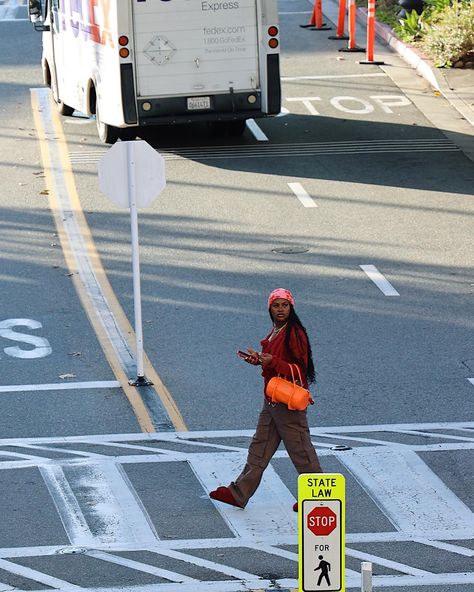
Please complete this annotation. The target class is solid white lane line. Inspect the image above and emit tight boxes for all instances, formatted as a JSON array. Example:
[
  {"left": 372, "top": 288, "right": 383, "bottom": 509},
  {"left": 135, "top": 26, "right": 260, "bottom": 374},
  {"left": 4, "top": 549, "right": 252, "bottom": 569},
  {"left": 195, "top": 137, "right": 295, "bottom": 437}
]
[
  {"left": 339, "top": 448, "right": 474, "bottom": 537},
  {"left": 246, "top": 119, "right": 269, "bottom": 141},
  {"left": 288, "top": 182, "right": 317, "bottom": 208},
  {"left": 360, "top": 265, "right": 400, "bottom": 296},
  {"left": 282, "top": 73, "right": 388, "bottom": 81},
  {"left": 0, "top": 420, "right": 470, "bottom": 446},
  {"left": 0, "top": 381, "right": 120, "bottom": 393}
]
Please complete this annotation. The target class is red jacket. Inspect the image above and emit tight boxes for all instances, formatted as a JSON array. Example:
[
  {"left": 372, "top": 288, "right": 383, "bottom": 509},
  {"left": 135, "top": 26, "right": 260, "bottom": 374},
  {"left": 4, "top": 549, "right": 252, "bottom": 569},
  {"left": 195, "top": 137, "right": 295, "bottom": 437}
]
[{"left": 260, "top": 324, "right": 310, "bottom": 393}]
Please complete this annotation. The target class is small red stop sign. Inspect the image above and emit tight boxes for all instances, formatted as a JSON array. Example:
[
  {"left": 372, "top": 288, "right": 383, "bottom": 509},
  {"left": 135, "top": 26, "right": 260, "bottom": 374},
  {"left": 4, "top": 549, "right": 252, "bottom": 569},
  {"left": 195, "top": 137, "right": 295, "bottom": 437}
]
[{"left": 307, "top": 506, "right": 337, "bottom": 536}]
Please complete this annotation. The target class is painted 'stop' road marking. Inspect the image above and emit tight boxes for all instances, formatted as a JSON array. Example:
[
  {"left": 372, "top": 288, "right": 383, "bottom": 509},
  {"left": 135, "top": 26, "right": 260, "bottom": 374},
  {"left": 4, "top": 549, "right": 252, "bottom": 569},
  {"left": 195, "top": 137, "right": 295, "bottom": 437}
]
[
  {"left": 288, "top": 182, "right": 317, "bottom": 208},
  {"left": 360, "top": 265, "right": 400, "bottom": 296}
]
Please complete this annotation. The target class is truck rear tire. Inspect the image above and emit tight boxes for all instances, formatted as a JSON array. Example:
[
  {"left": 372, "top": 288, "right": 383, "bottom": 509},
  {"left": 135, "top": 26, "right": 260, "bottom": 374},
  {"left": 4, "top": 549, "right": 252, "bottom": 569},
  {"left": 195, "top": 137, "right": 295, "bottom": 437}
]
[{"left": 96, "top": 104, "right": 120, "bottom": 144}]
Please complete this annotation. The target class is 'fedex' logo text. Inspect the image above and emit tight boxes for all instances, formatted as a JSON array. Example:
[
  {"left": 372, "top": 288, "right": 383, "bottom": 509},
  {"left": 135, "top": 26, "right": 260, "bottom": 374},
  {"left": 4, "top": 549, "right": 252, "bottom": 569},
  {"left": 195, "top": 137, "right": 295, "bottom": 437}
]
[{"left": 54, "top": 0, "right": 114, "bottom": 48}]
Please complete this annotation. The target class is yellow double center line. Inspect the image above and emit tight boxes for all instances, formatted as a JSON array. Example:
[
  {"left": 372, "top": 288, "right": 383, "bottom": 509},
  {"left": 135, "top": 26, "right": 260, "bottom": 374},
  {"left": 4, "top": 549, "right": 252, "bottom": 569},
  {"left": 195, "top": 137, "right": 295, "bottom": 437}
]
[{"left": 31, "top": 88, "right": 187, "bottom": 434}]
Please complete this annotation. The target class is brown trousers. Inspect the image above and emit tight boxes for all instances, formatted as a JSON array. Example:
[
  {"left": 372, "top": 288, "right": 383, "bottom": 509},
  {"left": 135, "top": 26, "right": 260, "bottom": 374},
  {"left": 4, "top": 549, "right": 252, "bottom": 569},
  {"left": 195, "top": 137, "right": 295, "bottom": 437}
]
[{"left": 229, "top": 401, "right": 322, "bottom": 507}]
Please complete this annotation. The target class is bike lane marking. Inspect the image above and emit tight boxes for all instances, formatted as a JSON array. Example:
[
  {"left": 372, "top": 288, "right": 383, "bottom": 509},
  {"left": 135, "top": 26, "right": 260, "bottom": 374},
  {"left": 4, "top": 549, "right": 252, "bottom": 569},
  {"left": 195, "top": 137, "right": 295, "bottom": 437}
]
[{"left": 30, "top": 87, "right": 186, "bottom": 433}]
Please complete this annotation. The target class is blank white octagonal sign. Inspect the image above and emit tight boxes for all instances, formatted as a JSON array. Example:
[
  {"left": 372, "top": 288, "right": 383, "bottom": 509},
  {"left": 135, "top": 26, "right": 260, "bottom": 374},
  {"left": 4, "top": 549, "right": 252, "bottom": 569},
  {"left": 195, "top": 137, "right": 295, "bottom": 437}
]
[{"left": 98, "top": 140, "right": 166, "bottom": 209}]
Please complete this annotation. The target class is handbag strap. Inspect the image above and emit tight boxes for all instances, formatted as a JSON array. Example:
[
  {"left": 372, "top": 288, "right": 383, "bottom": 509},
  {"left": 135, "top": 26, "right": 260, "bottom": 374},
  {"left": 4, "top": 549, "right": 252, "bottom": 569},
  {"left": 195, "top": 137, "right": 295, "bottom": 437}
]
[
  {"left": 288, "top": 364, "right": 314, "bottom": 405},
  {"left": 288, "top": 363, "right": 303, "bottom": 385}
]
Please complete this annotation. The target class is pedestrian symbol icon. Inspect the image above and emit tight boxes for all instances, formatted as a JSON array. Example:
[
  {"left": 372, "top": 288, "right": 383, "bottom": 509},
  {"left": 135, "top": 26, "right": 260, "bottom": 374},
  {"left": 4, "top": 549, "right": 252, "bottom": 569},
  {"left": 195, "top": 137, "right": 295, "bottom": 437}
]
[{"left": 314, "top": 555, "right": 331, "bottom": 587}]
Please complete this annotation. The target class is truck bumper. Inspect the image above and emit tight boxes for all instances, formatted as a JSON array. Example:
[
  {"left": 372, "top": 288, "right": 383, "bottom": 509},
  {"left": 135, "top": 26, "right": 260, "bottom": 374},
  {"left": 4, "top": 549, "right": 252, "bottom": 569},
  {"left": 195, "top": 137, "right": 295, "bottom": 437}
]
[{"left": 136, "top": 91, "right": 263, "bottom": 125}]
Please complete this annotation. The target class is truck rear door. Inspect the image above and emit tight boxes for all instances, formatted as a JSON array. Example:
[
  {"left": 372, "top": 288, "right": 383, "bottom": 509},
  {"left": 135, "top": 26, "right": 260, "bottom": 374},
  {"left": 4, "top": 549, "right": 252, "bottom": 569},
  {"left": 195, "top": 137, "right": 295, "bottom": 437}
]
[{"left": 132, "top": 0, "right": 260, "bottom": 98}]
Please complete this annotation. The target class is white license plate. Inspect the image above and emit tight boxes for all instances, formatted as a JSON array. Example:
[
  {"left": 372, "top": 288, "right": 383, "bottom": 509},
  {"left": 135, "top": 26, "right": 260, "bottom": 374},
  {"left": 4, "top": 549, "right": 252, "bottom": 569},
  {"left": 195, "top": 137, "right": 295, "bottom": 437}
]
[{"left": 187, "top": 97, "right": 211, "bottom": 110}]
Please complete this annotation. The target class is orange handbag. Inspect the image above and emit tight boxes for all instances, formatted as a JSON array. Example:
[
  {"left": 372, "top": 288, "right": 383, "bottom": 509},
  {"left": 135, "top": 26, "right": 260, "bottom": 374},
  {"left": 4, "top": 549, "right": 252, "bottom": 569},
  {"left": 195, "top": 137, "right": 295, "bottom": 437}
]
[{"left": 265, "top": 364, "right": 314, "bottom": 411}]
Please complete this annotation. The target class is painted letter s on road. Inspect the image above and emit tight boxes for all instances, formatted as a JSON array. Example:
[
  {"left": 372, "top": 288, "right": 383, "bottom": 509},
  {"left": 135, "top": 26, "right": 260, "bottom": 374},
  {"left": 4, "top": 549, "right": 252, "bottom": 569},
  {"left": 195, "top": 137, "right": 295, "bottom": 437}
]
[{"left": 0, "top": 319, "right": 52, "bottom": 359}]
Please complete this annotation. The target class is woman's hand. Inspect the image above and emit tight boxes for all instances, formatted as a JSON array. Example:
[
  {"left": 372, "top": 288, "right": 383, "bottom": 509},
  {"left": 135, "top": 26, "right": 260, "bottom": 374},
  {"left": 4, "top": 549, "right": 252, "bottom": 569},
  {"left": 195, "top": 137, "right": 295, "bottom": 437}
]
[
  {"left": 245, "top": 347, "right": 261, "bottom": 365},
  {"left": 259, "top": 353, "right": 273, "bottom": 367}
]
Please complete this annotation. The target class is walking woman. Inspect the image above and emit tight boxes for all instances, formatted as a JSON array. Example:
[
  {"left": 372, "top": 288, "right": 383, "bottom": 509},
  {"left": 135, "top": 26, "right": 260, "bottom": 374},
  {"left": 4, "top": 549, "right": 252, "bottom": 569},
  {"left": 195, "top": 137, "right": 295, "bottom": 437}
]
[{"left": 210, "top": 288, "right": 322, "bottom": 512}]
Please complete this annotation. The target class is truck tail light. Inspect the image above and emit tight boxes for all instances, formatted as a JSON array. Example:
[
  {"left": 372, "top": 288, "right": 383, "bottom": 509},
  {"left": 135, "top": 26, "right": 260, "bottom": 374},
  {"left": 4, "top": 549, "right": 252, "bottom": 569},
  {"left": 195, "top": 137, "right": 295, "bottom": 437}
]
[
  {"left": 119, "top": 35, "right": 130, "bottom": 58},
  {"left": 268, "top": 26, "right": 279, "bottom": 49}
]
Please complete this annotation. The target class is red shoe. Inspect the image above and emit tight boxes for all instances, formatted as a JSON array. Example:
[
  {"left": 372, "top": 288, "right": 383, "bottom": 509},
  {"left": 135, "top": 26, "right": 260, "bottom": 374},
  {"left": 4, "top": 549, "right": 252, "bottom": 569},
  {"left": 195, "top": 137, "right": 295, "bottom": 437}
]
[
  {"left": 209, "top": 486, "right": 243, "bottom": 508},
  {"left": 293, "top": 502, "right": 298, "bottom": 512}
]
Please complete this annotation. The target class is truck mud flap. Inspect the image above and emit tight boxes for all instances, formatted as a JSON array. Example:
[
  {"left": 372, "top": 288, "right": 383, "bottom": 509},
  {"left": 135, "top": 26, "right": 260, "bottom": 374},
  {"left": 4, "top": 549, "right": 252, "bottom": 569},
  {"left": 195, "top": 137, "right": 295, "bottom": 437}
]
[
  {"left": 121, "top": 63, "right": 138, "bottom": 125},
  {"left": 266, "top": 54, "right": 281, "bottom": 115}
]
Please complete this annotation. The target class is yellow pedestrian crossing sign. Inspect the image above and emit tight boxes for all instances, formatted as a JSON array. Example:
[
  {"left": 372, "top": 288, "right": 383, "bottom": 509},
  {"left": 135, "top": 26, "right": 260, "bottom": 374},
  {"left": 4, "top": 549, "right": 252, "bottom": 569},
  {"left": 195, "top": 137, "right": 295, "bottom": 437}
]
[{"left": 298, "top": 474, "right": 345, "bottom": 591}]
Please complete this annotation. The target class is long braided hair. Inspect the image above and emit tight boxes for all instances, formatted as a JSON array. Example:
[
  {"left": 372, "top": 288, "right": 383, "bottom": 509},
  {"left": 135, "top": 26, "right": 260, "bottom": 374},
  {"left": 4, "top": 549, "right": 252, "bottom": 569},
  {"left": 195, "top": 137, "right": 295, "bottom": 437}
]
[{"left": 269, "top": 304, "right": 316, "bottom": 384}]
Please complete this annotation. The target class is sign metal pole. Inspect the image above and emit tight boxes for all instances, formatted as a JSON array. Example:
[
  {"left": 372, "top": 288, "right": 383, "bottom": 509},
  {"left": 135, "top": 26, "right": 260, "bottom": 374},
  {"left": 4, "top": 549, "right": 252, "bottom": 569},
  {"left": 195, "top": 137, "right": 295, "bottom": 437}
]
[
  {"left": 361, "top": 561, "right": 373, "bottom": 592},
  {"left": 127, "top": 142, "right": 149, "bottom": 386},
  {"left": 98, "top": 139, "right": 166, "bottom": 387}
]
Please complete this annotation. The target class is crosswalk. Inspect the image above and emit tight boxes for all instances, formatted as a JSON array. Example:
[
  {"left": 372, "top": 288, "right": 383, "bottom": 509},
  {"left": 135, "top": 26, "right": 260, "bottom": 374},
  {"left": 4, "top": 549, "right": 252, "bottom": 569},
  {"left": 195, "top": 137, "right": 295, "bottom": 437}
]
[{"left": 0, "top": 421, "right": 472, "bottom": 590}]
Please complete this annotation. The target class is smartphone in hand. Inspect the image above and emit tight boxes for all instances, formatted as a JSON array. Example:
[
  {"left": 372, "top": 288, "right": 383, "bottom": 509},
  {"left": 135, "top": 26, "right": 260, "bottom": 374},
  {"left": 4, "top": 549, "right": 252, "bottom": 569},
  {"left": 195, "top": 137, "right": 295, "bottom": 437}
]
[{"left": 237, "top": 350, "right": 260, "bottom": 365}]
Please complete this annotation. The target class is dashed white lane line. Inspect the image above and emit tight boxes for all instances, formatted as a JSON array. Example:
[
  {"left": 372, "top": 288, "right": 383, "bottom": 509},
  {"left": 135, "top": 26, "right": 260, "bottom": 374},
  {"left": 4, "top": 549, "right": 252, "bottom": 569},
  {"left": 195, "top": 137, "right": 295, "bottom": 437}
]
[
  {"left": 360, "top": 265, "right": 400, "bottom": 296},
  {"left": 246, "top": 119, "right": 269, "bottom": 142},
  {"left": 288, "top": 182, "right": 318, "bottom": 207},
  {"left": 0, "top": 381, "right": 120, "bottom": 393}
]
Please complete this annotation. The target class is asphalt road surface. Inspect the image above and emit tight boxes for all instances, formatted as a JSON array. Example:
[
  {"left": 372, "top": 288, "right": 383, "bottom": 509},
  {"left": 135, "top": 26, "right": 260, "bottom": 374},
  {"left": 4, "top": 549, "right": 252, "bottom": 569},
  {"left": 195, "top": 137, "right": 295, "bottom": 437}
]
[{"left": 0, "top": 2, "right": 473, "bottom": 591}]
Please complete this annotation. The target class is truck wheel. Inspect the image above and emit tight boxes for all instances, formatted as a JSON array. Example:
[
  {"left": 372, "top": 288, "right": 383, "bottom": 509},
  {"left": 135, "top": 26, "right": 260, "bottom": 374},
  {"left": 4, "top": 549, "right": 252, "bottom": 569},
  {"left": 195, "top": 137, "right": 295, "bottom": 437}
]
[
  {"left": 57, "top": 99, "right": 74, "bottom": 117},
  {"left": 227, "top": 120, "right": 246, "bottom": 136},
  {"left": 96, "top": 104, "right": 119, "bottom": 144}
]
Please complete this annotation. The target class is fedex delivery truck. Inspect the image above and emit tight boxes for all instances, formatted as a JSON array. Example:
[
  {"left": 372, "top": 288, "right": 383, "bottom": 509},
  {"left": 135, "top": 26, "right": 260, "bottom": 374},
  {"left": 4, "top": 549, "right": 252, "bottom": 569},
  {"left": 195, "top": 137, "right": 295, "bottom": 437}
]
[{"left": 29, "top": 0, "right": 281, "bottom": 143}]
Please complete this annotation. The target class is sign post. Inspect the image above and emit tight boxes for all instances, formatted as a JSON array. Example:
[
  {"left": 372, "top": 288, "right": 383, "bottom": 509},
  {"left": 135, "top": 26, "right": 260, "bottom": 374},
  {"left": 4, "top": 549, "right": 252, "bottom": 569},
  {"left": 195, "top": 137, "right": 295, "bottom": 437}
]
[
  {"left": 98, "top": 140, "right": 166, "bottom": 386},
  {"left": 298, "top": 473, "right": 345, "bottom": 591}
]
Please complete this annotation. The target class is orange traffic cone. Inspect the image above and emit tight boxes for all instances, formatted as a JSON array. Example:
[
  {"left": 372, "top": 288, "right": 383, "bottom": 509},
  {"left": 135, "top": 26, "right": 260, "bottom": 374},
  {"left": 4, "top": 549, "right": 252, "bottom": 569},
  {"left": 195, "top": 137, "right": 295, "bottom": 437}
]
[{"left": 300, "top": 0, "right": 331, "bottom": 30}]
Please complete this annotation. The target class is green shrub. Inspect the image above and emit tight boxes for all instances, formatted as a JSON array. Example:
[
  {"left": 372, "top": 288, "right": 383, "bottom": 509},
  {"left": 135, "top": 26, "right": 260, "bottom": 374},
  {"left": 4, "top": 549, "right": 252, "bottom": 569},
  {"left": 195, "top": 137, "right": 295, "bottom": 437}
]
[
  {"left": 394, "top": 9, "right": 428, "bottom": 41},
  {"left": 422, "top": 1, "right": 474, "bottom": 66}
]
